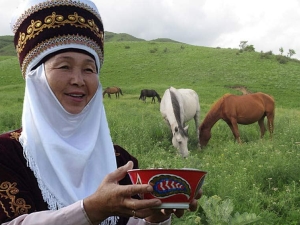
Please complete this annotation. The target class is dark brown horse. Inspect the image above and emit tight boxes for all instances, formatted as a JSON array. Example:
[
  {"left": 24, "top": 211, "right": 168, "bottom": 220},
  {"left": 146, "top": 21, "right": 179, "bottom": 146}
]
[
  {"left": 103, "top": 86, "right": 123, "bottom": 98},
  {"left": 199, "top": 92, "right": 275, "bottom": 147},
  {"left": 139, "top": 89, "right": 161, "bottom": 103}
]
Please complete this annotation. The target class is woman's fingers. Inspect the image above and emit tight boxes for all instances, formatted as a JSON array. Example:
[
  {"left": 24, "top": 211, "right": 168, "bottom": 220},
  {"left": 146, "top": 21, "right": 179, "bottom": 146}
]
[
  {"left": 125, "top": 197, "right": 161, "bottom": 212},
  {"left": 187, "top": 188, "right": 202, "bottom": 212},
  {"left": 161, "top": 208, "right": 183, "bottom": 218},
  {"left": 173, "top": 209, "right": 184, "bottom": 218},
  {"left": 194, "top": 188, "right": 203, "bottom": 200},
  {"left": 130, "top": 205, "right": 158, "bottom": 219},
  {"left": 188, "top": 199, "right": 198, "bottom": 212},
  {"left": 86, "top": 164, "right": 204, "bottom": 223},
  {"left": 104, "top": 161, "right": 133, "bottom": 183}
]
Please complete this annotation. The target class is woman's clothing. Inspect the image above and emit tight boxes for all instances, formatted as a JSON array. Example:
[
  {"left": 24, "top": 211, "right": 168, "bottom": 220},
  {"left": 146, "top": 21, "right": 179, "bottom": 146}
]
[
  {"left": 5, "top": 1, "right": 173, "bottom": 224},
  {"left": 0, "top": 129, "right": 137, "bottom": 225},
  {"left": 1, "top": 201, "right": 89, "bottom": 225}
]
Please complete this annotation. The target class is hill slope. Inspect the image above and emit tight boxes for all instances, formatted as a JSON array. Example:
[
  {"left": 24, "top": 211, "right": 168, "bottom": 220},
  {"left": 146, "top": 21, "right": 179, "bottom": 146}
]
[
  {"left": 0, "top": 36, "right": 15, "bottom": 56},
  {"left": 1, "top": 40, "right": 299, "bottom": 110},
  {"left": 0, "top": 32, "right": 182, "bottom": 56},
  {"left": 100, "top": 41, "right": 300, "bottom": 110}
]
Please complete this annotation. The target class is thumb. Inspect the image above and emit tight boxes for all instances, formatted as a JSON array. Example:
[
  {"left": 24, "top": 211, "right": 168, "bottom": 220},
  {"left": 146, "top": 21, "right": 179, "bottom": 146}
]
[
  {"left": 119, "top": 160, "right": 134, "bottom": 172},
  {"left": 106, "top": 161, "right": 134, "bottom": 183}
]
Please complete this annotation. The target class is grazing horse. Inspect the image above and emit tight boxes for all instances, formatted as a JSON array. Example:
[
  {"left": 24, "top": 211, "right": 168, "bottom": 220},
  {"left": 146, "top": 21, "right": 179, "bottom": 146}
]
[
  {"left": 199, "top": 92, "right": 275, "bottom": 147},
  {"left": 103, "top": 86, "right": 123, "bottom": 98},
  {"left": 139, "top": 89, "right": 161, "bottom": 103},
  {"left": 160, "top": 87, "right": 200, "bottom": 157}
]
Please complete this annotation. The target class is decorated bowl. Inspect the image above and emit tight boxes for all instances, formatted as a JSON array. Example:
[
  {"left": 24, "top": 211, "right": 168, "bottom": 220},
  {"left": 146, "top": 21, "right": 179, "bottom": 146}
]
[{"left": 127, "top": 168, "right": 207, "bottom": 209}]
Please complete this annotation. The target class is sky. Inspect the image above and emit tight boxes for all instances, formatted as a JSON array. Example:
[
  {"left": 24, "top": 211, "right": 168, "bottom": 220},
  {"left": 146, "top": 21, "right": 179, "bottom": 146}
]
[{"left": 1, "top": 0, "right": 300, "bottom": 59}]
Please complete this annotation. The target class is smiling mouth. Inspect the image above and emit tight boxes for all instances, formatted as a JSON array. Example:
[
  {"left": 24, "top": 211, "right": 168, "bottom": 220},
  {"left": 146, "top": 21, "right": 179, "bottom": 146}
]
[{"left": 67, "top": 94, "right": 85, "bottom": 98}]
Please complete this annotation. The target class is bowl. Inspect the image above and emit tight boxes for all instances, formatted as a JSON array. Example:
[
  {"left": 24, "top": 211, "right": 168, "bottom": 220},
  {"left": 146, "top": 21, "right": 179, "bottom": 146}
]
[{"left": 127, "top": 168, "right": 207, "bottom": 209}]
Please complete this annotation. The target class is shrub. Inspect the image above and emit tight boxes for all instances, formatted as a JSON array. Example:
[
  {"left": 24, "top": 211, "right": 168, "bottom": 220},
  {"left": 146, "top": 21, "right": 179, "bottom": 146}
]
[
  {"left": 276, "top": 55, "right": 288, "bottom": 64},
  {"left": 149, "top": 48, "right": 158, "bottom": 53},
  {"left": 244, "top": 45, "right": 255, "bottom": 52},
  {"left": 260, "top": 51, "right": 273, "bottom": 59},
  {"left": 196, "top": 195, "right": 261, "bottom": 225}
]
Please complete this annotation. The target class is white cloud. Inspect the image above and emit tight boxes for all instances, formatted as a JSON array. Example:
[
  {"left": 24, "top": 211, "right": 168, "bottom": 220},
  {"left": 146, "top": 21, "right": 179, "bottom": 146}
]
[
  {"left": 0, "top": 1, "right": 20, "bottom": 35},
  {"left": 1, "top": 0, "right": 299, "bottom": 59}
]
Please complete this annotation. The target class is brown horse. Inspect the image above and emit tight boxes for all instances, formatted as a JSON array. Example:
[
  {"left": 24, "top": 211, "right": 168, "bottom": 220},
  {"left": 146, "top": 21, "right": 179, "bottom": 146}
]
[
  {"left": 199, "top": 92, "right": 275, "bottom": 147},
  {"left": 103, "top": 86, "right": 123, "bottom": 98}
]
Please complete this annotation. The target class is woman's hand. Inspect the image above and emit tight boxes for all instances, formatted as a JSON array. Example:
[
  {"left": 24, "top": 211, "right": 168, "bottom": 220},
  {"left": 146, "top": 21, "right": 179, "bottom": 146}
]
[
  {"left": 144, "top": 188, "right": 203, "bottom": 223},
  {"left": 83, "top": 161, "right": 203, "bottom": 224},
  {"left": 83, "top": 161, "right": 163, "bottom": 224}
]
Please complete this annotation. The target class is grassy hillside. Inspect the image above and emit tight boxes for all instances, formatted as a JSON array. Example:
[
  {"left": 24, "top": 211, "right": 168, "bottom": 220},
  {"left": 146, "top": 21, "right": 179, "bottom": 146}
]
[
  {"left": 0, "top": 32, "right": 180, "bottom": 56},
  {"left": 0, "top": 37, "right": 299, "bottom": 224},
  {"left": 100, "top": 41, "right": 300, "bottom": 110},
  {"left": 105, "top": 31, "right": 145, "bottom": 42},
  {"left": 0, "top": 36, "right": 15, "bottom": 56}
]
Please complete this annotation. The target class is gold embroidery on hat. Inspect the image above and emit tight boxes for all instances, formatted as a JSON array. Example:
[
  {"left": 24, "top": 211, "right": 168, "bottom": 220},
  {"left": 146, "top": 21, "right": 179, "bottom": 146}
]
[
  {"left": 0, "top": 182, "right": 31, "bottom": 218},
  {"left": 12, "top": 0, "right": 102, "bottom": 34},
  {"left": 17, "top": 12, "right": 103, "bottom": 54},
  {"left": 10, "top": 131, "right": 21, "bottom": 141}
]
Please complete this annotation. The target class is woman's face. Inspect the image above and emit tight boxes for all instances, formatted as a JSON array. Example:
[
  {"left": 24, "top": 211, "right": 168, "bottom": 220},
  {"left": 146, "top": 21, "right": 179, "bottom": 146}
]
[{"left": 44, "top": 51, "right": 98, "bottom": 114}]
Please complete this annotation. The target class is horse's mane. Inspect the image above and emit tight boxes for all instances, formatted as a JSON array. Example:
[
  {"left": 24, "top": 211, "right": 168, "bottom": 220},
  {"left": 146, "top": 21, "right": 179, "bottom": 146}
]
[
  {"left": 209, "top": 93, "right": 230, "bottom": 110},
  {"left": 169, "top": 89, "right": 188, "bottom": 137},
  {"left": 202, "top": 93, "right": 231, "bottom": 125}
]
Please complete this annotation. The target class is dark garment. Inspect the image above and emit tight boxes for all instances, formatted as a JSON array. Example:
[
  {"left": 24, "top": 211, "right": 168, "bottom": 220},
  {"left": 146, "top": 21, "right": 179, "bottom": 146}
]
[{"left": 0, "top": 129, "right": 138, "bottom": 224}]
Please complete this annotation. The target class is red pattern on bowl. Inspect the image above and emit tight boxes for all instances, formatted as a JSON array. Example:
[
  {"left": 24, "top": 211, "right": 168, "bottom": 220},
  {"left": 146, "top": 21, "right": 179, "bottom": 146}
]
[{"left": 128, "top": 168, "right": 207, "bottom": 209}]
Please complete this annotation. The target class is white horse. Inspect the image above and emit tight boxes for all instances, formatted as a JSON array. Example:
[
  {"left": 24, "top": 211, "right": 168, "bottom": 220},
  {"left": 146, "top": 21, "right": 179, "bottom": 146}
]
[{"left": 160, "top": 87, "right": 200, "bottom": 157}]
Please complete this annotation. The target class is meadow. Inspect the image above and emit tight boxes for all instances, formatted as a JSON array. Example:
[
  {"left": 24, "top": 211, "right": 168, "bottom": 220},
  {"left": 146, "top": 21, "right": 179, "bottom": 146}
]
[{"left": 0, "top": 39, "right": 299, "bottom": 224}]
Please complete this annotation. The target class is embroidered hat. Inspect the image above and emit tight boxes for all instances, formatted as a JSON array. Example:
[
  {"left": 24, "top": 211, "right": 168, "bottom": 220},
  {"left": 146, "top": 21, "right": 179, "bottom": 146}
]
[{"left": 11, "top": 0, "right": 104, "bottom": 78}]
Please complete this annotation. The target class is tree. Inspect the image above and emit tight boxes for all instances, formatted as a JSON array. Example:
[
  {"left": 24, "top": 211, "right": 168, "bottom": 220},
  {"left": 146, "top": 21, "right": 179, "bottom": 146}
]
[
  {"left": 239, "top": 41, "right": 248, "bottom": 50},
  {"left": 279, "top": 47, "right": 284, "bottom": 55},
  {"left": 239, "top": 41, "right": 255, "bottom": 52},
  {"left": 287, "top": 49, "right": 296, "bottom": 58}
]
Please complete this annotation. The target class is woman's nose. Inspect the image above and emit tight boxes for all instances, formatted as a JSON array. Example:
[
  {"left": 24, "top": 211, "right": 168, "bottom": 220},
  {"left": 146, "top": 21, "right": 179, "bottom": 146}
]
[{"left": 70, "top": 69, "right": 85, "bottom": 86}]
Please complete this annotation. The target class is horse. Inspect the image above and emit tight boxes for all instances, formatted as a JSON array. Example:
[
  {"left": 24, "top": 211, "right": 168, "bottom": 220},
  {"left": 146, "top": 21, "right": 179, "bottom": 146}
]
[
  {"left": 199, "top": 92, "right": 275, "bottom": 147},
  {"left": 139, "top": 89, "right": 161, "bottom": 103},
  {"left": 103, "top": 86, "right": 123, "bottom": 98},
  {"left": 160, "top": 87, "right": 200, "bottom": 157}
]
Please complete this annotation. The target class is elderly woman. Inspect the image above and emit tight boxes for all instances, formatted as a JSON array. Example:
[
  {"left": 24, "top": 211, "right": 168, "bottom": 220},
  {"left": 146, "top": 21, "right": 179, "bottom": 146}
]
[{"left": 0, "top": 0, "right": 202, "bottom": 224}]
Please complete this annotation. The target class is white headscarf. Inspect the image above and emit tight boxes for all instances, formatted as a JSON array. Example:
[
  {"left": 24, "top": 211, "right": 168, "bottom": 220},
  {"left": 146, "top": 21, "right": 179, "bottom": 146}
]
[{"left": 19, "top": 63, "right": 117, "bottom": 210}]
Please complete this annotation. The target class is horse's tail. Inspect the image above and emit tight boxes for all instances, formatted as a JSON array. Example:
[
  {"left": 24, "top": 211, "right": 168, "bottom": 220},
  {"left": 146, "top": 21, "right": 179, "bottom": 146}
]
[
  {"left": 102, "top": 91, "right": 106, "bottom": 98},
  {"left": 119, "top": 88, "right": 123, "bottom": 95}
]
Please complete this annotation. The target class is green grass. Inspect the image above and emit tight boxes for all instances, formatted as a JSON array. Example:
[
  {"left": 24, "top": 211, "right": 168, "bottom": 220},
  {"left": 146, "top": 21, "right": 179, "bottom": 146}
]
[
  {"left": 0, "top": 39, "right": 299, "bottom": 224},
  {"left": 0, "top": 36, "right": 16, "bottom": 56}
]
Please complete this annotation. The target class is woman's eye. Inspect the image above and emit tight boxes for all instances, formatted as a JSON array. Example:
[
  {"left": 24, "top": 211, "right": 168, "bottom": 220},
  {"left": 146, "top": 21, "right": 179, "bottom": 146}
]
[
  {"left": 85, "top": 68, "right": 96, "bottom": 73},
  {"left": 59, "top": 65, "right": 69, "bottom": 69}
]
